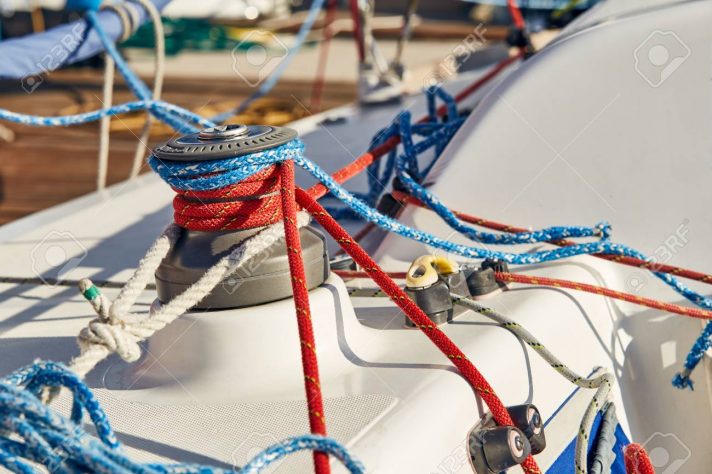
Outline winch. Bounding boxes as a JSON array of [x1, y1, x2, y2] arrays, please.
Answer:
[[152, 124, 330, 310]]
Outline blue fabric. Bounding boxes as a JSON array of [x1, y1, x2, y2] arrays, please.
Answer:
[[0, 0, 172, 79], [546, 411, 630, 474]]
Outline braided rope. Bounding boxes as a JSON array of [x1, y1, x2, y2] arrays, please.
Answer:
[[70, 214, 310, 381], [295, 188, 543, 474], [623, 443, 656, 474], [451, 295, 613, 474], [0, 362, 364, 474], [494, 272, 712, 320], [278, 162, 330, 473]]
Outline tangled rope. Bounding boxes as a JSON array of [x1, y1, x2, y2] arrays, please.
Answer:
[[151, 113, 712, 388], [2, 21, 710, 388], [147, 134, 547, 472], [0, 361, 364, 474], [0, 11, 708, 473]]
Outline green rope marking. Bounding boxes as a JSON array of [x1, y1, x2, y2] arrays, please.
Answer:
[[82, 285, 101, 302]]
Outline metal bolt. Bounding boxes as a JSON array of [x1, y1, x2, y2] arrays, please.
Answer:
[[198, 124, 249, 141]]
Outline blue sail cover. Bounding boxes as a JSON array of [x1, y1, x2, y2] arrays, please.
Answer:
[[0, 0, 172, 79]]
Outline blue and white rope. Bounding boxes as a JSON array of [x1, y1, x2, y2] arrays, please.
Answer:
[[0, 361, 365, 474], [150, 123, 712, 389], [85, 10, 210, 134], [0, 100, 212, 130], [0, 7, 707, 389]]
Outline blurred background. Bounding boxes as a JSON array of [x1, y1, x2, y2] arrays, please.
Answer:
[[0, 0, 594, 225]]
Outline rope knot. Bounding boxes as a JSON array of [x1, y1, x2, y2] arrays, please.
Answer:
[[77, 278, 141, 363], [78, 320, 142, 363]]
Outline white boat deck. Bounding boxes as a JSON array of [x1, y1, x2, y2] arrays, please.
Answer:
[[1, 1, 712, 472]]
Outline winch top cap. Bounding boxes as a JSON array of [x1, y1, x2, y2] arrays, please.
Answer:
[[152, 123, 298, 162]]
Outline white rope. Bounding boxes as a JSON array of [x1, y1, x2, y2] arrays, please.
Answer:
[[70, 212, 310, 381], [96, 1, 137, 190], [97, 54, 115, 190], [128, 0, 165, 180], [451, 295, 614, 474]]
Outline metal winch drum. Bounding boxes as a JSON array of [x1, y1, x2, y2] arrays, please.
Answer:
[[152, 124, 330, 310]]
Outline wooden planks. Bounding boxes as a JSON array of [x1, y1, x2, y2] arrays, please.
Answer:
[[0, 71, 355, 225]]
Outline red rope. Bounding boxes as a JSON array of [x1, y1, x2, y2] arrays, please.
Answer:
[[624, 444, 656, 474], [280, 163, 331, 474], [310, 0, 337, 113], [295, 187, 542, 474], [334, 267, 712, 319], [507, 0, 526, 30], [349, 0, 365, 62], [305, 54, 522, 201], [495, 272, 712, 320], [172, 165, 283, 231], [391, 191, 712, 287]]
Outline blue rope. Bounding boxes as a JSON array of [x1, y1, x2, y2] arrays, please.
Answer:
[[323, 87, 466, 220], [0, 6, 707, 389], [211, 0, 326, 124], [150, 109, 712, 390], [0, 100, 213, 129], [0, 14, 214, 133], [84, 10, 209, 134], [0, 362, 365, 474]]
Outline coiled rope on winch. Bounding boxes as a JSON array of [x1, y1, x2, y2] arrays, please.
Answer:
[[0, 10, 709, 473], [147, 133, 543, 473]]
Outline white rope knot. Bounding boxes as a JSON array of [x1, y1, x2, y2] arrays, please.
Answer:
[[70, 214, 310, 380], [78, 319, 142, 363]]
